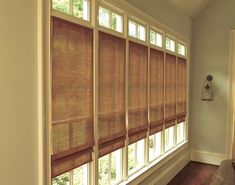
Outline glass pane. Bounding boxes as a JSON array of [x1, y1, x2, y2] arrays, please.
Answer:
[[129, 21, 137, 37], [73, 164, 88, 185], [136, 139, 145, 165], [99, 154, 109, 185], [73, 0, 83, 19], [150, 30, 156, 45], [128, 139, 145, 175], [111, 149, 122, 184], [165, 126, 174, 151], [165, 37, 170, 50], [170, 39, 175, 52], [177, 122, 185, 143], [128, 143, 136, 173], [149, 132, 161, 161], [156, 33, 162, 47], [52, 0, 70, 14], [138, 25, 146, 41], [52, 172, 70, 185], [178, 43, 186, 56], [99, 7, 110, 28], [149, 135, 154, 160], [112, 13, 123, 32]]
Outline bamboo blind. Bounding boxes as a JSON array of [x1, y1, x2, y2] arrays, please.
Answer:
[[177, 57, 187, 123], [165, 53, 177, 129], [128, 41, 148, 144], [98, 32, 126, 157], [51, 17, 94, 177], [149, 49, 164, 135]]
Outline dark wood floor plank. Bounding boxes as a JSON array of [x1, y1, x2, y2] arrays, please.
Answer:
[[168, 161, 218, 185]]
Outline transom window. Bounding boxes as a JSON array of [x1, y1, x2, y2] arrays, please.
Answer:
[[165, 36, 175, 52], [150, 30, 163, 48], [99, 7, 123, 33], [178, 43, 186, 56], [52, 0, 90, 21], [128, 20, 146, 41]]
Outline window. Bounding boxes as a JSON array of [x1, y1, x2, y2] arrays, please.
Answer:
[[150, 30, 163, 47], [99, 7, 123, 33], [52, 164, 89, 185], [177, 122, 185, 144], [128, 20, 146, 41], [165, 37, 175, 52], [149, 132, 162, 161], [50, 1, 189, 184], [178, 43, 186, 56], [99, 149, 122, 185], [165, 126, 175, 151], [128, 139, 145, 175], [52, 0, 90, 21]]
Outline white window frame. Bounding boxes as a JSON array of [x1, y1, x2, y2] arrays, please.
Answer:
[[128, 18, 147, 42]]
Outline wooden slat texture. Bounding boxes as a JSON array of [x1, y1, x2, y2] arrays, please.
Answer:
[[51, 17, 94, 177], [98, 32, 126, 156]]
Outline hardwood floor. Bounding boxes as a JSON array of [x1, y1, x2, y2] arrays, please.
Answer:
[[168, 161, 218, 185]]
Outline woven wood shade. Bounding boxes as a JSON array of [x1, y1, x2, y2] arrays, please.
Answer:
[[165, 53, 177, 129], [128, 41, 148, 144], [177, 57, 187, 123], [51, 17, 94, 177], [150, 49, 164, 135], [98, 32, 126, 157]]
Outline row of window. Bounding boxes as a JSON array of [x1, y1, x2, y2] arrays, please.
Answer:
[[52, 123, 185, 185], [52, 0, 187, 56]]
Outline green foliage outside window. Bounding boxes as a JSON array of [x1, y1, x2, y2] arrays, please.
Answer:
[[52, 172, 69, 185], [52, 0, 70, 14]]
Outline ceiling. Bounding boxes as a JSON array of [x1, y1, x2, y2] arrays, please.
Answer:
[[168, 0, 212, 18]]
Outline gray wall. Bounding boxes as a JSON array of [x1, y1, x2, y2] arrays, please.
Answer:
[[191, 0, 235, 155], [0, 0, 38, 184], [126, 0, 192, 38]]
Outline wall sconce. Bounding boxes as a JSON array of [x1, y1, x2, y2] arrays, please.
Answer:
[[201, 75, 213, 101]]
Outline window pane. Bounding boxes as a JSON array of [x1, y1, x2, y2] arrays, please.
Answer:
[[73, 164, 88, 185], [178, 43, 186, 56], [156, 33, 162, 47], [99, 7, 110, 28], [170, 39, 175, 52], [149, 132, 161, 161], [138, 25, 146, 41], [111, 149, 122, 184], [99, 155, 109, 185], [150, 30, 156, 45], [112, 13, 123, 32], [165, 126, 174, 151], [128, 139, 145, 175], [52, 172, 70, 185], [177, 122, 185, 144], [52, 0, 70, 14], [129, 21, 137, 37], [166, 37, 170, 50]]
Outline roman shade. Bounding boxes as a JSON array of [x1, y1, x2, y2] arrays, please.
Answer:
[[149, 49, 164, 135], [165, 53, 177, 129], [128, 41, 148, 144], [51, 17, 94, 177], [98, 32, 126, 157], [177, 57, 187, 123]]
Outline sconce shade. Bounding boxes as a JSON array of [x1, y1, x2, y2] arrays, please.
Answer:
[[201, 75, 213, 101]]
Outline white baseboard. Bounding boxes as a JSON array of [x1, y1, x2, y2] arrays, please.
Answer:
[[191, 150, 228, 165], [149, 150, 190, 185]]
